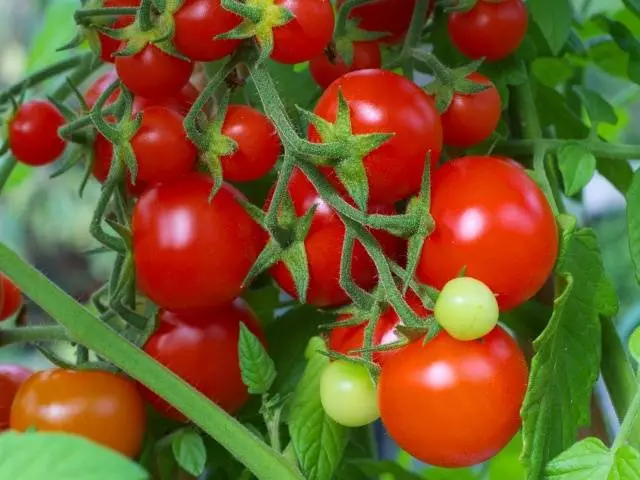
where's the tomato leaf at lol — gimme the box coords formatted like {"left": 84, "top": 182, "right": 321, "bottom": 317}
{"left": 528, "top": 0, "right": 573, "bottom": 54}
{"left": 171, "top": 429, "right": 207, "bottom": 477}
{"left": 557, "top": 142, "right": 597, "bottom": 196}
{"left": 238, "top": 322, "right": 277, "bottom": 395}
{"left": 289, "top": 337, "right": 348, "bottom": 480}
{"left": 545, "top": 437, "right": 640, "bottom": 479}
{"left": 572, "top": 86, "right": 618, "bottom": 127}
{"left": 597, "top": 158, "right": 634, "bottom": 195}
{"left": 521, "top": 215, "right": 618, "bottom": 480}
{"left": 627, "top": 169, "right": 640, "bottom": 285}
{"left": 0, "top": 431, "right": 148, "bottom": 479}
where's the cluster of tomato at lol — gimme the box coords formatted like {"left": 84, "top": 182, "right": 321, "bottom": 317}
{"left": 0, "top": 0, "right": 549, "bottom": 471}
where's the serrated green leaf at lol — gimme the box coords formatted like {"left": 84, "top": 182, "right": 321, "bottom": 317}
{"left": 0, "top": 431, "right": 148, "bottom": 479}
{"left": 521, "top": 221, "right": 618, "bottom": 480}
{"left": 573, "top": 86, "right": 618, "bottom": 127}
{"left": 289, "top": 337, "right": 348, "bottom": 480}
{"left": 528, "top": 0, "right": 573, "bottom": 54}
{"left": 627, "top": 169, "right": 640, "bottom": 285}
{"left": 557, "top": 143, "right": 597, "bottom": 196}
{"left": 238, "top": 322, "right": 276, "bottom": 395}
{"left": 171, "top": 430, "right": 206, "bottom": 477}
{"left": 546, "top": 437, "right": 640, "bottom": 479}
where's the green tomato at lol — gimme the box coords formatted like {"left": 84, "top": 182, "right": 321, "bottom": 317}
{"left": 434, "top": 277, "right": 499, "bottom": 341}
{"left": 320, "top": 360, "right": 379, "bottom": 427}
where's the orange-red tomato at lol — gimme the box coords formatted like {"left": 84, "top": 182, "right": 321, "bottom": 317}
{"left": 0, "top": 274, "right": 22, "bottom": 321}
{"left": 0, "top": 365, "right": 31, "bottom": 430}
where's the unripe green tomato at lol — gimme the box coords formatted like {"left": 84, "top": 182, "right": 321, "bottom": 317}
{"left": 320, "top": 360, "right": 379, "bottom": 427}
{"left": 434, "top": 277, "right": 499, "bottom": 341}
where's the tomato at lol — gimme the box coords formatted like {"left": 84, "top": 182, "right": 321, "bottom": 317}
{"left": 417, "top": 156, "right": 558, "bottom": 311}
{"left": 10, "top": 369, "right": 146, "bottom": 458}
{"left": 133, "top": 174, "right": 266, "bottom": 310}
{"left": 97, "top": 0, "right": 140, "bottom": 63}
{"left": 0, "top": 274, "right": 22, "bottom": 321}
{"left": 320, "top": 360, "right": 379, "bottom": 427}
{"left": 440, "top": 72, "right": 502, "bottom": 148}
{"left": 115, "top": 44, "right": 194, "bottom": 99}
{"left": 173, "top": 0, "right": 242, "bottom": 61}
{"left": 9, "top": 100, "right": 66, "bottom": 167}
{"left": 220, "top": 105, "right": 282, "bottom": 182}
{"left": 270, "top": 0, "right": 335, "bottom": 64}
{"left": 310, "top": 69, "right": 442, "bottom": 205}
{"left": 448, "top": 0, "right": 528, "bottom": 61}
{"left": 140, "top": 300, "right": 265, "bottom": 420}
{"left": 0, "top": 365, "right": 31, "bottom": 430}
{"left": 434, "top": 277, "right": 499, "bottom": 341}
{"left": 309, "top": 41, "right": 382, "bottom": 89}
{"left": 92, "top": 134, "right": 149, "bottom": 196}
{"left": 378, "top": 325, "right": 528, "bottom": 468}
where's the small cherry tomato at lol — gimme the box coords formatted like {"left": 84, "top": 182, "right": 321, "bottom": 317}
{"left": 97, "top": 0, "right": 140, "bottom": 63}
{"left": 378, "top": 326, "right": 528, "bottom": 467}
{"left": 10, "top": 369, "right": 146, "bottom": 458}
{"left": 434, "top": 277, "right": 499, "bottom": 341}
{"left": 309, "top": 42, "right": 382, "bottom": 90}
{"left": 0, "top": 365, "right": 31, "bottom": 430}
{"left": 9, "top": 100, "right": 66, "bottom": 166}
{"left": 140, "top": 300, "right": 265, "bottom": 420}
{"left": 448, "top": 0, "right": 528, "bottom": 61}
{"left": 440, "top": 72, "right": 502, "bottom": 148}
{"left": 0, "top": 274, "right": 22, "bottom": 321}
{"left": 320, "top": 360, "right": 379, "bottom": 427}
{"left": 220, "top": 105, "right": 282, "bottom": 182}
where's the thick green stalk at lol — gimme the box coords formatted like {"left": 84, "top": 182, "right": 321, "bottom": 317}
{"left": 613, "top": 370, "right": 640, "bottom": 450}
{"left": 334, "top": 0, "right": 372, "bottom": 37}
{"left": 0, "top": 325, "right": 71, "bottom": 346}
{"left": 497, "top": 138, "right": 640, "bottom": 162}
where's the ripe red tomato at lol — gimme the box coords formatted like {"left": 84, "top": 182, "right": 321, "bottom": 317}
{"left": 310, "top": 69, "right": 442, "bottom": 205}
{"left": 417, "top": 156, "right": 558, "bottom": 311}
{"left": 220, "top": 105, "right": 282, "bottom": 182}
{"left": 440, "top": 72, "right": 502, "bottom": 148}
{"left": 97, "top": 0, "right": 140, "bottom": 63}
{"left": 140, "top": 300, "right": 265, "bottom": 420}
{"left": 115, "top": 44, "right": 194, "bottom": 99}
{"left": 133, "top": 174, "right": 267, "bottom": 310}
{"left": 10, "top": 369, "right": 146, "bottom": 458}
{"left": 448, "top": 0, "right": 528, "bottom": 61}
{"left": 270, "top": 0, "right": 335, "bottom": 64}
{"left": 9, "top": 100, "right": 66, "bottom": 167}
{"left": 0, "top": 365, "right": 31, "bottom": 430}
{"left": 173, "top": 0, "right": 242, "bottom": 61}
{"left": 378, "top": 325, "right": 528, "bottom": 467}
{"left": 309, "top": 42, "right": 382, "bottom": 89}
{"left": 0, "top": 274, "right": 22, "bottom": 321}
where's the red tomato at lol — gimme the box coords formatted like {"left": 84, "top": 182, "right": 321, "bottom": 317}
{"left": 440, "top": 72, "right": 502, "bottom": 148}
{"left": 133, "top": 174, "right": 267, "bottom": 310}
{"left": 448, "top": 0, "right": 528, "bottom": 61}
{"left": 417, "top": 156, "right": 558, "bottom": 311}
{"left": 173, "top": 0, "right": 242, "bottom": 61}
{"left": 270, "top": 0, "right": 335, "bottom": 64}
{"left": 309, "top": 41, "right": 382, "bottom": 89}
{"left": 220, "top": 105, "right": 281, "bottom": 182}
{"left": 9, "top": 100, "right": 66, "bottom": 167}
{"left": 310, "top": 69, "right": 442, "bottom": 205}
{"left": 140, "top": 300, "right": 265, "bottom": 420}
{"left": 10, "top": 369, "right": 146, "bottom": 458}
{"left": 115, "top": 44, "right": 194, "bottom": 99}
{"left": 97, "top": 0, "right": 140, "bottom": 63}
{"left": 0, "top": 274, "right": 22, "bottom": 321}
{"left": 378, "top": 326, "right": 528, "bottom": 467}
{"left": 0, "top": 365, "right": 31, "bottom": 430}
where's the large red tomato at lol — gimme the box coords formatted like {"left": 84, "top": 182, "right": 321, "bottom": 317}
{"left": 0, "top": 365, "right": 31, "bottom": 430}
{"left": 97, "top": 0, "right": 140, "bottom": 63}
{"left": 310, "top": 69, "right": 442, "bottom": 205}
{"left": 309, "top": 41, "right": 382, "bottom": 90}
{"left": 417, "top": 156, "right": 558, "bottom": 311}
{"left": 140, "top": 300, "right": 265, "bottom": 420}
{"left": 0, "top": 274, "right": 22, "bottom": 321}
{"left": 133, "top": 174, "right": 267, "bottom": 310}
{"left": 378, "top": 326, "right": 528, "bottom": 467}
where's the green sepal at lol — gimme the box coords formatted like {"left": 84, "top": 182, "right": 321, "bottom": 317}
{"left": 243, "top": 240, "right": 283, "bottom": 288}
{"left": 281, "top": 242, "right": 310, "bottom": 303}
{"left": 79, "top": 147, "right": 96, "bottom": 198}
{"left": 334, "top": 37, "right": 355, "bottom": 66}
{"left": 202, "top": 93, "right": 238, "bottom": 197}
{"left": 104, "top": 216, "right": 133, "bottom": 248}
{"left": 36, "top": 346, "right": 78, "bottom": 369}
{"left": 50, "top": 145, "right": 85, "bottom": 179}
{"left": 204, "top": 153, "right": 224, "bottom": 201}
{"left": 57, "top": 31, "right": 87, "bottom": 53}
{"left": 335, "top": 157, "right": 369, "bottom": 211}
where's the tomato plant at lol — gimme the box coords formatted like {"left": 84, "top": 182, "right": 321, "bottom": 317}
{"left": 96, "top": 0, "right": 141, "bottom": 63}
{"left": 9, "top": 100, "right": 66, "bottom": 166}
{"left": 0, "top": 274, "right": 21, "bottom": 321}
{"left": 309, "top": 41, "right": 381, "bottom": 89}
{"left": 0, "top": 365, "right": 31, "bottom": 430}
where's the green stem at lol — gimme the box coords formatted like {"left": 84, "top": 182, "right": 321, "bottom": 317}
{"left": 0, "top": 156, "right": 17, "bottom": 196}
{"left": 74, "top": 7, "right": 138, "bottom": 22}
{"left": 0, "top": 325, "right": 71, "bottom": 346}
{"left": 497, "top": 138, "right": 640, "bottom": 162}
{"left": 0, "top": 243, "right": 303, "bottom": 480}
{"left": 398, "top": 0, "right": 429, "bottom": 76}
{"left": 613, "top": 370, "right": 640, "bottom": 450}
{"left": 334, "top": 0, "right": 372, "bottom": 37}
{"left": 266, "top": 405, "right": 282, "bottom": 453}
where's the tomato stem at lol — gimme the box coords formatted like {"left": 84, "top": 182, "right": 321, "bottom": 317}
{"left": 399, "top": 0, "right": 430, "bottom": 76}
{"left": 334, "top": 0, "right": 374, "bottom": 37}
{"left": 74, "top": 7, "right": 139, "bottom": 23}
{"left": 0, "top": 325, "right": 71, "bottom": 346}
{"left": 612, "top": 370, "right": 640, "bottom": 450}
{"left": 497, "top": 138, "right": 640, "bottom": 163}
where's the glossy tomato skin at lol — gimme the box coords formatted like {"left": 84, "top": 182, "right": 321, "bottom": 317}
{"left": 310, "top": 69, "right": 442, "bottom": 205}
{"left": 378, "top": 326, "right": 528, "bottom": 468}
{"left": 271, "top": 0, "right": 335, "bottom": 64}
{"left": 309, "top": 42, "right": 382, "bottom": 90}
{"left": 10, "top": 369, "right": 146, "bottom": 458}
{"left": 220, "top": 105, "right": 281, "bottom": 182}
{"left": 0, "top": 274, "right": 22, "bottom": 321}
{"left": 0, "top": 365, "right": 31, "bottom": 430}
{"left": 9, "top": 100, "right": 66, "bottom": 167}
{"left": 417, "top": 156, "right": 558, "bottom": 311}
{"left": 441, "top": 72, "right": 502, "bottom": 148}
{"left": 448, "top": 0, "right": 528, "bottom": 61}
{"left": 133, "top": 174, "right": 267, "bottom": 310}
{"left": 140, "top": 300, "right": 265, "bottom": 420}
{"left": 115, "top": 44, "right": 194, "bottom": 99}
{"left": 97, "top": 0, "right": 140, "bottom": 63}
{"left": 173, "top": 0, "right": 242, "bottom": 61}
